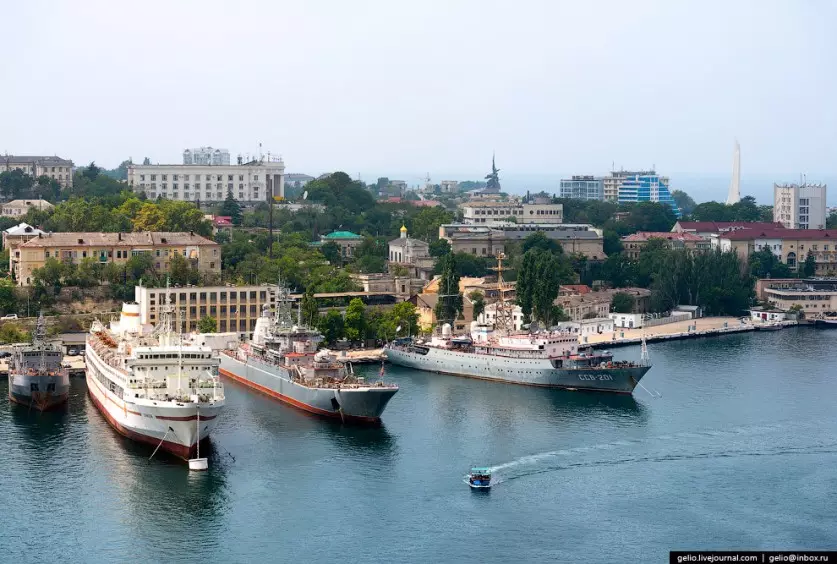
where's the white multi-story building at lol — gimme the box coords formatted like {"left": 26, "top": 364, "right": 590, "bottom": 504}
{"left": 183, "top": 147, "right": 230, "bottom": 166}
{"left": 460, "top": 201, "right": 563, "bottom": 224}
{"left": 773, "top": 183, "right": 827, "bottom": 230}
{"left": 1, "top": 155, "right": 74, "bottom": 188}
{"left": 560, "top": 176, "right": 604, "bottom": 200}
{"left": 127, "top": 158, "right": 285, "bottom": 203}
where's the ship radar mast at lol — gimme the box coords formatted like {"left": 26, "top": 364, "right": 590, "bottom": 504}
{"left": 489, "top": 253, "right": 515, "bottom": 334}
{"left": 273, "top": 274, "right": 296, "bottom": 331}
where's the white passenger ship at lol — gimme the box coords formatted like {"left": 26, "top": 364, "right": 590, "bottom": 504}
{"left": 86, "top": 299, "right": 225, "bottom": 463}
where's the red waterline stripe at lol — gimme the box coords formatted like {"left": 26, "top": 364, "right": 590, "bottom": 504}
{"left": 87, "top": 382, "right": 192, "bottom": 461}
{"left": 218, "top": 367, "right": 380, "bottom": 424}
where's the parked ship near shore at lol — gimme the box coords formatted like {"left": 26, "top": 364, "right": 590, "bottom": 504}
{"left": 219, "top": 282, "right": 398, "bottom": 423}
{"left": 86, "top": 299, "right": 225, "bottom": 462}
{"left": 8, "top": 313, "right": 69, "bottom": 411}
{"left": 385, "top": 254, "right": 651, "bottom": 394}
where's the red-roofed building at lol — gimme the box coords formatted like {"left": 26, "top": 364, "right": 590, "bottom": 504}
{"left": 621, "top": 231, "right": 709, "bottom": 259}
{"left": 717, "top": 228, "right": 837, "bottom": 274}
{"left": 672, "top": 221, "right": 785, "bottom": 238}
{"left": 559, "top": 284, "right": 592, "bottom": 296}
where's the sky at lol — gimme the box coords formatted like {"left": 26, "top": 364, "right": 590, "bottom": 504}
{"left": 2, "top": 0, "right": 835, "bottom": 202}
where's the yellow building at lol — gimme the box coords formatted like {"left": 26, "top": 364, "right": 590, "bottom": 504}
{"left": 15, "top": 231, "right": 221, "bottom": 286}
{"left": 136, "top": 283, "right": 275, "bottom": 335}
{"left": 718, "top": 228, "right": 837, "bottom": 275}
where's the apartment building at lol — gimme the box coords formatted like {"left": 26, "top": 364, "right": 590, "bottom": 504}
{"left": 1, "top": 199, "right": 54, "bottom": 217}
{"left": 14, "top": 231, "right": 220, "bottom": 286}
{"left": 559, "top": 176, "right": 604, "bottom": 200}
{"left": 773, "top": 183, "right": 827, "bottom": 229}
{"left": 603, "top": 170, "right": 669, "bottom": 203}
{"left": 621, "top": 232, "right": 708, "bottom": 260}
{"left": 618, "top": 174, "right": 680, "bottom": 216}
{"left": 460, "top": 201, "right": 564, "bottom": 224}
{"left": 183, "top": 147, "right": 230, "bottom": 166}
{"left": 1, "top": 155, "right": 74, "bottom": 188}
{"left": 135, "top": 284, "right": 276, "bottom": 336}
{"left": 757, "top": 278, "right": 837, "bottom": 316}
{"left": 127, "top": 157, "right": 285, "bottom": 203}
{"left": 439, "top": 223, "right": 605, "bottom": 260}
{"left": 717, "top": 228, "right": 837, "bottom": 274}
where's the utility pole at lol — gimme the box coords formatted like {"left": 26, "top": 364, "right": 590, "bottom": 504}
{"left": 268, "top": 176, "right": 274, "bottom": 258}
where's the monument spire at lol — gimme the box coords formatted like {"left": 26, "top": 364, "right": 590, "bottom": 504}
{"left": 726, "top": 139, "right": 741, "bottom": 205}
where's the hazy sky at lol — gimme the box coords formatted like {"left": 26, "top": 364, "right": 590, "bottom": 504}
{"left": 2, "top": 0, "right": 835, "bottom": 191}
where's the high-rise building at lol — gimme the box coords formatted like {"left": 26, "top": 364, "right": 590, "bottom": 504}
{"left": 603, "top": 169, "right": 669, "bottom": 202}
{"left": 773, "top": 183, "right": 827, "bottom": 229}
{"left": 127, "top": 157, "right": 285, "bottom": 203}
{"left": 183, "top": 147, "right": 230, "bottom": 166}
{"left": 559, "top": 176, "right": 604, "bottom": 200}
{"left": 618, "top": 174, "right": 680, "bottom": 217}
{"left": 726, "top": 140, "right": 741, "bottom": 205}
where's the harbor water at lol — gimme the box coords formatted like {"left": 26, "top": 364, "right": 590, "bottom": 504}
{"left": 1, "top": 328, "right": 836, "bottom": 563}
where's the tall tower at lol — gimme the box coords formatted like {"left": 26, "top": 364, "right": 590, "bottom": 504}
{"left": 726, "top": 139, "right": 741, "bottom": 205}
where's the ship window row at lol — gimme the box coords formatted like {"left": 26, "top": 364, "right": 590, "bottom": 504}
{"left": 141, "top": 365, "right": 204, "bottom": 371}
{"left": 94, "top": 367, "right": 123, "bottom": 399}
{"left": 139, "top": 353, "right": 210, "bottom": 360}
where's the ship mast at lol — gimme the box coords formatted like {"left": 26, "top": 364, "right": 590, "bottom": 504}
{"left": 490, "top": 253, "right": 514, "bottom": 335}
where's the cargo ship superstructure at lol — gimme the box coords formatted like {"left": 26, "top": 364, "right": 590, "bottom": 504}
{"left": 219, "top": 282, "right": 398, "bottom": 423}
{"left": 385, "top": 254, "right": 651, "bottom": 394}
{"left": 8, "top": 313, "right": 69, "bottom": 410}
{"left": 85, "top": 297, "right": 225, "bottom": 462}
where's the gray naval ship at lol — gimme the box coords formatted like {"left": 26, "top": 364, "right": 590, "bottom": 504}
{"left": 8, "top": 313, "right": 70, "bottom": 410}
{"left": 219, "top": 283, "right": 398, "bottom": 423}
{"left": 385, "top": 254, "right": 651, "bottom": 394}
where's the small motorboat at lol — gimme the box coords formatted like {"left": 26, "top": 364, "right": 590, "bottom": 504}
{"left": 468, "top": 467, "right": 491, "bottom": 490}
{"left": 755, "top": 323, "right": 783, "bottom": 331}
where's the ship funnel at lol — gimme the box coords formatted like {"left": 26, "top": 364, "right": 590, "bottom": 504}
{"left": 442, "top": 323, "right": 452, "bottom": 338}
{"left": 119, "top": 302, "right": 142, "bottom": 335}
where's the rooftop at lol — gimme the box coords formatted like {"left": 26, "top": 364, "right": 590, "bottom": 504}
{"left": 322, "top": 231, "right": 362, "bottom": 240}
{"left": 675, "top": 221, "right": 785, "bottom": 233}
{"left": 389, "top": 236, "right": 429, "bottom": 248}
{"left": 721, "top": 229, "right": 837, "bottom": 241}
{"left": 3, "top": 223, "right": 45, "bottom": 236}
{"left": 1, "top": 155, "right": 73, "bottom": 165}
{"left": 19, "top": 231, "right": 217, "bottom": 248}
{"left": 622, "top": 231, "right": 705, "bottom": 242}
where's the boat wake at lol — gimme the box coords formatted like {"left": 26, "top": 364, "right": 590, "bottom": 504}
{"left": 485, "top": 420, "right": 832, "bottom": 485}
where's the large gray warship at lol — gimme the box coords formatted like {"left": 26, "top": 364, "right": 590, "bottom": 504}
{"left": 8, "top": 313, "right": 70, "bottom": 410}
{"left": 385, "top": 255, "right": 651, "bottom": 394}
{"left": 219, "top": 283, "right": 398, "bottom": 423}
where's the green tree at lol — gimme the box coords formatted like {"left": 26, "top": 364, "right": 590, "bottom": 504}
{"left": 0, "top": 170, "right": 34, "bottom": 199}
{"left": 300, "top": 289, "right": 320, "bottom": 327}
{"left": 198, "top": 316, "right": 217, "bottom": 333}
{"left": 827, "top": 212, "right": 837, "bottom": 229}
{"left": 220, "top": 189, "right": 243, "bottom": 225}
{"left": 0, "top": 279, "right": 18, "bottom": 315}
{"left": 611, "top": 292, "right": 636, "bottom": 313}
{"left": 516, "top": 249, "right": 570, "bottom": 325}
{"left": 320, "top": 241, "right": 342, "bottom": 265}
{"left": 748, "top": 248, "right": 791, "bottom": 279}
{"left": 317, "top": 310, "right": 345, "bottom": 344}
{"left": 409, "top": 206, "right": 454, "bottom": 240}
{"left": 428, "top": 238, "right": 451, "bottom": 258}
{"left": 468, "top": 290, "right": 485, "bottom": 319}
{"left": 380, "top": 301, "right": 419, "bottom": 339}
{"left": 169, "top": 253, "right": 200, "bottom": 285}
{"left": 344, "top": 298, "right": 366, "bottom": 342}
{"left": 434, "top": 252, "right": 463, "bottom": 326}
{"left": 0, "top": 323, "right": 30, "bottom": 344}
{"left": 802, "top": 250, "right": 817, "bottom": 277}
{"left": 671, "top": 190, "right": 697, "bottom": 216}
{"left": 522, "top": 231, "right": 562, "bottom": 255}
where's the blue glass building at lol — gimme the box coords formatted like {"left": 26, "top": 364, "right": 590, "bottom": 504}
{"left": 617, "top": 174, "right": 681, "bottom": 217}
